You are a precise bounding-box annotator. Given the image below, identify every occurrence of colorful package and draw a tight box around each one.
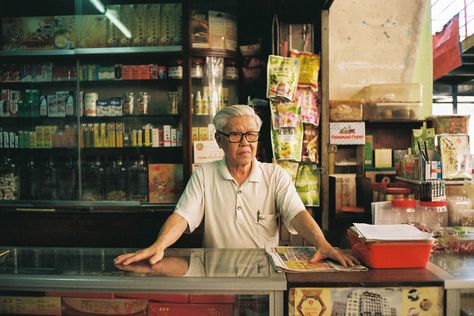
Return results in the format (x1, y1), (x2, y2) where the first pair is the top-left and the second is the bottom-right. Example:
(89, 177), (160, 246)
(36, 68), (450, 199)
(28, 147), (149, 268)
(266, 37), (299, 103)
(267, 55), (300, 101)
(297, 87), (320, 126)
(270, 99), (300, 129)
(290, 50), (320, 91)
(276, 160), (299, 184)
(295, 163), (320, 206)
(271, 123), (303, 161)
(302, 124), (319, 163)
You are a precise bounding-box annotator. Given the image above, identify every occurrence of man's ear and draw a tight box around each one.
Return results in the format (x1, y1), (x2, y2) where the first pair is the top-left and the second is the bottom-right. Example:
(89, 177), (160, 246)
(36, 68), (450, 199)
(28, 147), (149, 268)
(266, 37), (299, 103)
(215, 133), (223, 148)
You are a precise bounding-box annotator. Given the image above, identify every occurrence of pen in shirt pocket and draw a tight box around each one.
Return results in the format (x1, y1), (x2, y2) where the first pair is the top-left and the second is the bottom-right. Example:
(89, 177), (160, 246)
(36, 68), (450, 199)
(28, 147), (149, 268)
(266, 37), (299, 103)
(257, 210), (265, 222)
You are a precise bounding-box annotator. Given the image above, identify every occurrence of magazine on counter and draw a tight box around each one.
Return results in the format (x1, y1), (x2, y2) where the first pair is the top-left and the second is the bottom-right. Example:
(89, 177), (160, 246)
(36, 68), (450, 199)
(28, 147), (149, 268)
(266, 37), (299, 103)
(265, 246), (367, 273)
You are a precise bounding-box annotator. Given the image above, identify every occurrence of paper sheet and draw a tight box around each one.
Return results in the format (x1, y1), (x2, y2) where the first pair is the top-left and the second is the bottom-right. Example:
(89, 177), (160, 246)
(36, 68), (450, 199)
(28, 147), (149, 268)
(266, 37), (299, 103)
(353, 223), (432, 241)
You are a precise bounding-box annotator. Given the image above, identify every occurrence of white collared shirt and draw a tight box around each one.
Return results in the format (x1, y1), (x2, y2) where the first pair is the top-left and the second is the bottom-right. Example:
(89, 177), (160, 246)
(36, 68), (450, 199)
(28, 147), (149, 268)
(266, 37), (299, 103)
(174, 158), (305, 248)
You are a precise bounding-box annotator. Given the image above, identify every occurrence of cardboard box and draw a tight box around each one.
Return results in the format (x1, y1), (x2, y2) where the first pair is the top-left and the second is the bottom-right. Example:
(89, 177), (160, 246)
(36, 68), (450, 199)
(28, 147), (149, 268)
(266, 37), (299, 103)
(149, 303), (233, 316)
(188, 294), (236, 304)
(62, 298), (147, 316)
(193, 140), (224, 164)
(148, 164), (183, 203)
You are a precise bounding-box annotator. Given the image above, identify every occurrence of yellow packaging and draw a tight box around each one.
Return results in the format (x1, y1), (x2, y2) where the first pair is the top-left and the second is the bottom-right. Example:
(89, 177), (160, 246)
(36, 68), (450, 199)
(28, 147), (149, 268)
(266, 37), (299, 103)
(198, 127), (208, 141)
(35, 126), (44, 148)
(131, 129), (138, 147)
(115, 122), (123, 147)
(107, 123), (116, 147)
(143, 126), (152, 147)
(137, 129), (143, 146)
(100, 123), (107, 147)
(375, 148), (393, 168)
(0, 296), (61, 315)
(93, 123), (100, 147)
(29, 130), (36, 148)
(192, 127), (199, 142)
(70, 125), (77, 147)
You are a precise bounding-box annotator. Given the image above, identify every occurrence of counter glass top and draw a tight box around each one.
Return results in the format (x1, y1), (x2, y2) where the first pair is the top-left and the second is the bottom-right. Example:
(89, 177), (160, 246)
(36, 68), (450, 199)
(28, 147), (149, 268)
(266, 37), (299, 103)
(0, 247), (286, 292)
(430, 253), (474, 278)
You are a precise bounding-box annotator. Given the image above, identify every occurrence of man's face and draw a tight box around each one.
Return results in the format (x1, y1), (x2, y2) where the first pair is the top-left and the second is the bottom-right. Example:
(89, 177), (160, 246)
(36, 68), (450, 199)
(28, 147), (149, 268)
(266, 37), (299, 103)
(216, 116), (259, 168)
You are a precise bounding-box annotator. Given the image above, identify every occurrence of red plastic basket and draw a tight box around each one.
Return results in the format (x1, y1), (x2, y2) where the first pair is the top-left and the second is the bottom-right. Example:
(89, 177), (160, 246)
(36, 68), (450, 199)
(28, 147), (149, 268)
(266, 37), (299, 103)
(347, 229), (433, 268)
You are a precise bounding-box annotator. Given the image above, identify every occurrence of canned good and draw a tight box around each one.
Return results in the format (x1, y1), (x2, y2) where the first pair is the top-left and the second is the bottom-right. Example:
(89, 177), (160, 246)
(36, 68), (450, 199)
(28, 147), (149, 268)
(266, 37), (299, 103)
(84, 92), (98, 117)
(381, 187), (411, 201)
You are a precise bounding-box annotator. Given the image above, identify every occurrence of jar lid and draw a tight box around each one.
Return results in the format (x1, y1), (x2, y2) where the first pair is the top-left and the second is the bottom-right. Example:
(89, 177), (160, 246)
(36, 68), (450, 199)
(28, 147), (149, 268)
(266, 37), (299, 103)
(419, 200), (448, 207)
(391, 198), (417, 208)
(385, 187), (410, 194)
(371, 183), (387, 190)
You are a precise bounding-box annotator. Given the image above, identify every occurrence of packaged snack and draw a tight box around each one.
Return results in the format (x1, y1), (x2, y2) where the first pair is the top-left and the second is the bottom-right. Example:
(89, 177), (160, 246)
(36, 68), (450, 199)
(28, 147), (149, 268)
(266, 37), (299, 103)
(270, 100), (300, 129)
(439, 134), (472, 180)
(297, 87), (320, 126)
(271, 123), (303, 161)
(295, 163), (320, 206)
(267, 55), (300, 101)
(301, 124), (319, 163)
(290, 50), (320, 91)
(276, 160), (299, 184)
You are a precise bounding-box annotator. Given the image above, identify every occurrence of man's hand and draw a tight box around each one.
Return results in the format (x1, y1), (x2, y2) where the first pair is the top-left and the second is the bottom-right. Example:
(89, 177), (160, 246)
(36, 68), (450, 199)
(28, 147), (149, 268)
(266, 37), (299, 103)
(114, 247), (164, 266)
(309, 244), (359, 267)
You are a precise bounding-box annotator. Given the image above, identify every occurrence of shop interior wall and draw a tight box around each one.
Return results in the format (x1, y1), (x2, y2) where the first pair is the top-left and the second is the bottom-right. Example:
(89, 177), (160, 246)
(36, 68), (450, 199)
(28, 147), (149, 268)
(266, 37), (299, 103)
(328, 0), (432, 117)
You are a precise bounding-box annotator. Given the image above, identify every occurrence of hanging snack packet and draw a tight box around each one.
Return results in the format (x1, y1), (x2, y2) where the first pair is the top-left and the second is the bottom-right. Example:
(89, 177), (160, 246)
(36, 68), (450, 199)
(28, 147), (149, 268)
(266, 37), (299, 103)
(295, 163), (320, 206)
(297, 87), (319, 126)
(270, 99), (301, 129)
(290, 50), (320, 91)
(271, 123), (303, 161)
(276, 160), (299, 184)
(267, 55), (300, 101)
(301, 124), (319, 163)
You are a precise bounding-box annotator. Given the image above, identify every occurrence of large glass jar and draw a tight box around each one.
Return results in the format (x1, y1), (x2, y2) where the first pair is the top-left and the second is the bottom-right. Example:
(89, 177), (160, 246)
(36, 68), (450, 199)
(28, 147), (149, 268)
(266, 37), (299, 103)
(36, 157), (57, 200)
(448, 196), (473, 226)
(127, 155), (148, 202)
(419, 200), (448, 232)
(20, 159), (36, 200)
(391, 199), (417, 225)
(105, 158), (127, 201)
(0, 156), (20, 200)
(82, 158), (104, 201)
(56, 158), (76, 200)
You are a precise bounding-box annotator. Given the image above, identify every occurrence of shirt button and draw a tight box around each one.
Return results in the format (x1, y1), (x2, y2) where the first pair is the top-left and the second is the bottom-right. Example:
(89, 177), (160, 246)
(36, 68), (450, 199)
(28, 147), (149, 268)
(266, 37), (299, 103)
(237, 190), (241, 194)
(237, 206), (241, 210)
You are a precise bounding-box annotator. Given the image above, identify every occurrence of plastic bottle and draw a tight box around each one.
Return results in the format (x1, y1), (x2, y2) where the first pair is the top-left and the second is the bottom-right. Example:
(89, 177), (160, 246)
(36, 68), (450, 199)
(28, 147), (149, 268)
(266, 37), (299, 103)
(419, 200), (448, 232)
(127, 155), (148, 202)
(82, 157), (104, 201)
(391, 199), (417, 225)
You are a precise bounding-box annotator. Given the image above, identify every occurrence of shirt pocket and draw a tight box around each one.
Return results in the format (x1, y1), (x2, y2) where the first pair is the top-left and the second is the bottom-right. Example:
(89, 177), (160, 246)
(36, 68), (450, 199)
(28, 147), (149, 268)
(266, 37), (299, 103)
(255, 210), (278, 246)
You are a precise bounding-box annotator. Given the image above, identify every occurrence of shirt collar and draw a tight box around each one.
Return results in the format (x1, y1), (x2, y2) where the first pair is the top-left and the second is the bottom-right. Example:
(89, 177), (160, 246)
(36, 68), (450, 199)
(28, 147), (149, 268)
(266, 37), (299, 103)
(218, 158), (262, 183)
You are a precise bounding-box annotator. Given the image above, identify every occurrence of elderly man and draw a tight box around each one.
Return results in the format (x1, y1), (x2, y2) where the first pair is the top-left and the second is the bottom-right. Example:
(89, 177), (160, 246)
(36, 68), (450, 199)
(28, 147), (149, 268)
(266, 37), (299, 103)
(115, 104), (356, 267)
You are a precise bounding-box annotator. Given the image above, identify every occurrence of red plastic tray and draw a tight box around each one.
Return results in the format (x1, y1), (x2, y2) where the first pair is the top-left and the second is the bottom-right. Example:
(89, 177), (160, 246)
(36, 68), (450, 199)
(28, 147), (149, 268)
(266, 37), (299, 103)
(347, 229), (433, 268)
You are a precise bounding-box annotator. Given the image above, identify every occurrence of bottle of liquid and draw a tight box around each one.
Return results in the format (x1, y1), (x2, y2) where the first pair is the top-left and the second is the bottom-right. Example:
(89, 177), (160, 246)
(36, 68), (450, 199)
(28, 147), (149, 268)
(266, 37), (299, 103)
(194, 91), (203, 115)
(127, 155), (149, 202)
(21, 158), (36, 200)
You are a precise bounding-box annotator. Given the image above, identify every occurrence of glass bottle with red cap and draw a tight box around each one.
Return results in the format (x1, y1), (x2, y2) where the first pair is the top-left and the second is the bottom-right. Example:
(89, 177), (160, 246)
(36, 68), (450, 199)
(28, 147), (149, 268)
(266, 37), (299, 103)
(391, 199), (417, 225)
(419, 200), (448, 232)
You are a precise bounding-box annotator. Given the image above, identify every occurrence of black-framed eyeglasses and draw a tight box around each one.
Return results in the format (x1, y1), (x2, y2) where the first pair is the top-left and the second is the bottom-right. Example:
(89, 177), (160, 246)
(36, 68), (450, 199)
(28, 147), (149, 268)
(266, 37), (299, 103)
(217, 131), (260, 143)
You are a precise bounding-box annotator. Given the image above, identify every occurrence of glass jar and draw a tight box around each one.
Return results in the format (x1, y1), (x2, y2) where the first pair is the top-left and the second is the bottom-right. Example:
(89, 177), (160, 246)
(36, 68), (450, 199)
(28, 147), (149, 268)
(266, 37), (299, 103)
(20, 158), (36, 200)
(36, 157), (57, 200)
(381, 187), (411, 201)
(82, 158), (104, 201)
(391, 199), (417, 225)
(168, 59), (183, 79)
(105, 158), (127, 201)
(448, 196), (473, 226)
(191, 58), (203, 79)
(56, 158), (76, 200)
(419, 200), (448, 232)
(0, 156), (20, 200)
(127, 155), (148, 202)
(225, 60), (239, 80)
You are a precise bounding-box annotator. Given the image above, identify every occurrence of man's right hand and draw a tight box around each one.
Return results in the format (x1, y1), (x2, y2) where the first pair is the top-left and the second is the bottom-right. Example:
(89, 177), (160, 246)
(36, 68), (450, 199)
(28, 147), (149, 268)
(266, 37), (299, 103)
(114, 247), (164, 266)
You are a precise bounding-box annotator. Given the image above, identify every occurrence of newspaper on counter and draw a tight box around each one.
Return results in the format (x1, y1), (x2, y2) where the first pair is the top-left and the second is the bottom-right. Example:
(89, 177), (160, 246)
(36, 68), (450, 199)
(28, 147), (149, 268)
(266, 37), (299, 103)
(265, 246), (367, 273)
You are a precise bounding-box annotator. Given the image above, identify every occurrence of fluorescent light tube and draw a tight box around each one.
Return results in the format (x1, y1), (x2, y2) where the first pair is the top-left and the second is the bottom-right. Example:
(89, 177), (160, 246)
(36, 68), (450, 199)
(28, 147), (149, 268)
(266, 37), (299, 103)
(105, 9), (132, 39)
(89, 0), (105, 14)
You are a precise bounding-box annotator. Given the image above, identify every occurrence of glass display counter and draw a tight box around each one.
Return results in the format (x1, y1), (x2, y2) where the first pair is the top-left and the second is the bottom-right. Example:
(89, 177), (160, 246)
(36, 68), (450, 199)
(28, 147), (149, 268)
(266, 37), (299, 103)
(429, 253), (474, 316)
(0, 247), (285, 315)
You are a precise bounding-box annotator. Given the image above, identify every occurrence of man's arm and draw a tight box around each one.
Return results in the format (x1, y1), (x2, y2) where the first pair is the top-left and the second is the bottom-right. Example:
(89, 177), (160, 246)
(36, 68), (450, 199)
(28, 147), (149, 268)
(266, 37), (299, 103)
(290, 210), (357, 267)
(114, 213), (188, 265)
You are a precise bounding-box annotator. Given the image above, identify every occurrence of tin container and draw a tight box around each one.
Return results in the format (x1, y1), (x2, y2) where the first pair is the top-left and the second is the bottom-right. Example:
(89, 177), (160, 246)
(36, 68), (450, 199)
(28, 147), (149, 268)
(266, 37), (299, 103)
(84, 92), (98, 117)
